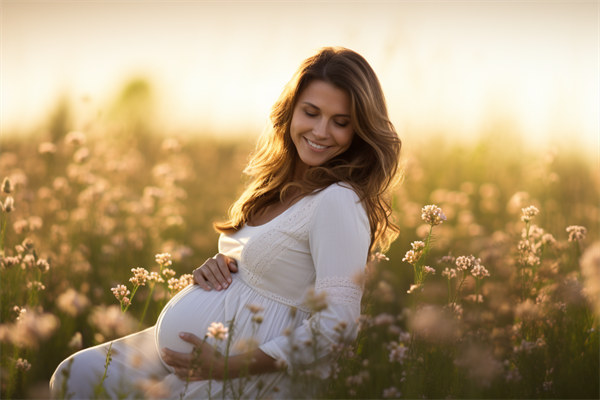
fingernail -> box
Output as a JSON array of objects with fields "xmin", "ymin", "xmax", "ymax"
[
  {"xmin": 179, "ymin": 332, "xmax": 186, "ymax": 338},
  {"xmin": 227, "ymin": 278, "xmax": 232, "ymax": 283}
]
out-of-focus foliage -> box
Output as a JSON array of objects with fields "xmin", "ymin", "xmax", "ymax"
[{"xmin": 0, "ymin": 90, "xmax": 598, "ymax": 398}]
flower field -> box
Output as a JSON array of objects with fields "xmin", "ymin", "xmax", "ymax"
[{"xmin": 1, "ymin": 108, "xmax": 598, "ymax": 398}]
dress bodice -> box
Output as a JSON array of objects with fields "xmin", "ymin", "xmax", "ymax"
[
  {"xmin": 218, "ymin": 195, "xmax": 318, "ymax": 311},
  {"xmin": 218, "ymin": 183, "xmax": 369, "ymax": 313}
]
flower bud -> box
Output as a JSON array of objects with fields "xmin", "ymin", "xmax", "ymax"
[
  {"xmin": 3, "ymin": 196, "xmax": 14, "ymax": 213},
  {"xmin": 1, "ymin": 177, "xmax": 13, "ymax": 194}
]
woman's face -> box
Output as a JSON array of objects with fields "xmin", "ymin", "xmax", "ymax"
[{"xmin": 290, "ymin": 80, "xmax": 354, "ymax": 173}]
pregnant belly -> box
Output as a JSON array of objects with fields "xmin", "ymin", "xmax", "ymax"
[{"xmin": 155, "ymin": 283, "xmax": 228, "ymax": 356}]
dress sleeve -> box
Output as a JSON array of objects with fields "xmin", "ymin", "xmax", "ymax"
[{"xmin": 259, "ymin": 184, "xmax": 370, "ymax": 372}]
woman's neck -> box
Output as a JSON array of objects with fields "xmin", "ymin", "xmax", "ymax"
[{"xmin": 292, "ymin": 160, "xmax": 309, "ymax": 182}]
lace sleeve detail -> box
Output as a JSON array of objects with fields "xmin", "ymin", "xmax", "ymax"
[{"xmin": 315, "ymin": 276, "xmax": 363, "ymax": 306}]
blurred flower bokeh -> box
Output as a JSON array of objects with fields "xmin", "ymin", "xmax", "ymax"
[{"xmin": 0, "ymin": 81, "xmax": 598, "ymax": 398}]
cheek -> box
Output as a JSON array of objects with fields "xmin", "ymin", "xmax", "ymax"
[
  {"xmin": 337, "ymin": 129, "xmax": 355, "ymax": 149},
  {"xmin": 290, "ymin": 115, "xmax": 305, "ymax": 137}
]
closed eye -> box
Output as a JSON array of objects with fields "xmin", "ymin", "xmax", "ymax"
[
  {"xmin": 304, "ymin": 110, "xmax": 318, "ymax": 117},
  {"xmin": 334, "ymin": 120, "xmax": 349, "ymax": 127}
]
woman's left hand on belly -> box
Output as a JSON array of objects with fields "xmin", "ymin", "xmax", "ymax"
[{"xmin": 161, "ymin": 332, "xmax": 226, "ymax": 380}]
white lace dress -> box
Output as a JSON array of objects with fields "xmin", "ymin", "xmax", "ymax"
[{"xmin": 50, "ymin": 183, "xmax": 370, "ymax": 399}]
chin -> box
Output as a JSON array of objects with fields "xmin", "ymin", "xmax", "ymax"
[
  {"xmin": 298, "ymin": 150, "xmax": 334, "ymax": 167},
  {"xmin": 301, "ymin": 157, "xmax": 328, "ymax": 168}
]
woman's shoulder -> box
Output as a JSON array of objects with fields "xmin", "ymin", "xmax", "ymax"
[
  {"xmin": 307, "ymin": 183, "xmax": 365, "ymax": 217},
  {"xmin": 307, "ymin": 182, "xmax": 369, "ymax": 233},
  {"xmin": 315, "ymin": 182, "xmax": 361, "ymax": 202}
]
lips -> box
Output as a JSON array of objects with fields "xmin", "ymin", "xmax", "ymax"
[{"xmin": 305, "ymin": 137, "xmax": 329, "ymax": 151}]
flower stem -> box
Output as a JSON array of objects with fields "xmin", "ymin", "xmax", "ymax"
[
  {"xmin": 94, "ymin": 341, "xmax": 113, "ymax": 398},
  {"xmin": 4, "ymin": 346, "xmax": 20, "ymax": 399},
  {"xmin": 0, "ymin": 214, "xmax": 7, "ymax": 252},
  {"xmin": 138, "ymin": 283, "xmax": 155, "ymax": 329},
  {"xmin": 414, "ymin": 225, "xmax": 434, "ymax": 286}
]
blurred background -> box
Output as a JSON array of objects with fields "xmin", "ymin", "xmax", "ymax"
[
  {"xmin": 2, "ymin": 0, "xmax": 598, "ymax": 156},
  {"xmin": 1, "ymin": 2, "xmax": 599, "ymax": 398}
]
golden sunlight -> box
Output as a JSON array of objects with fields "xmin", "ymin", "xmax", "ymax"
[{"xmin": 1, "ymin": 1, "xmax": 598, "ymax": 152}]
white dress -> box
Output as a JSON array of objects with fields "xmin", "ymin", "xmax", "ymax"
[{"xmin": 50, "ymin": 183, "xmax": 370, "ymax": 399}]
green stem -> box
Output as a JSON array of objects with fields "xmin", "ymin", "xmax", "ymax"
[
  {"xmin": 138, "ymin": 283, "xmax": 155, "ymax": 329},
  {"xmin": 27, "ymin": 265, "xmax": 42, "ymax": 308},
  {"xmin": 413, "ymin": 225, "xmax": 434, "ymax": 286},
  {"xmin": 222, "ymin": 317, "xmax": 236, "ymax": 400},
  {"xmin": 413, "ymin": 264, "xmax": 420, "ymax": 286},
  {"xmin": 58, "ymin": 358, "xmax": 75, "ymax": 400},
  {"xmin": 4, "ymin": 346, "xmax": 20, "ymax": 399},
  {"xmin": 122, "ymin": 285, "xmax": 139, "ymax": 313},
  {"xmin": 0, "ymin": 214, "xmax": 7, "ymax": 252},
  {"xmin": 521, "ymin": 221, "xmax": 530, "ymax": 300},
  {"xmin": 455, "ymin": 272, "xmax": 467, "ymax": 304},
  {"xmin": 100, "ymin": 342, "xmax": 113, "ymax": 383},
  {"xmin": 520, "ymin": 267, "xmax": 527, "ymax": 301},
  {"xmin": 94, "ymin": 341, "xmax": 113, "ymax": 398}
]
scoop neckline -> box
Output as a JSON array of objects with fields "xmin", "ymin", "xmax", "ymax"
[{"xmin": 244, "ymin": 194, "xmax": 309, "ymax": 229}]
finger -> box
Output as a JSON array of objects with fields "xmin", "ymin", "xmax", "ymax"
[
  {"xmin": 161, "ymin": 348, "xmax": 192, "ymax": 369},
  {"xmin": 227, "ymin": 257, "xmax": 238, "ymax": 273},
  {"xmin": 201, "ymin": 262, "xmax": 225, "ymax": 291},
  {"xmin": 214, "ymin": 254, "xmax": 233, "ymax": 284},
  {"xmin": 173, "ymin": 367, "xmax": 187, "ymax": 379},
  {"xmin": 196, "ymin": 258, "xmax": 225, "ymax": 290},
  {"xmin": 193, "ymin": 267, "xmax": 211, "ymax": 291},
  {"xmin": 174, "ymin": 367, "xmax": 199, "ymax": 381},
  {"xmin": 178, "ymin": 332, "xmax": 203, "ymax": 346},
  {"xmin": 218, "ymin": 254, "xmax": 238, "ymax": 274}
]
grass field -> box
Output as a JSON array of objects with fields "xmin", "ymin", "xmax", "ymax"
[{"xmin": 1, "ymin": 102, "xmax": 598, "ymax": 398}]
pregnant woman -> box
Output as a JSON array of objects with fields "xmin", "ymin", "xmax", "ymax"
[{"xmin": 50, "ymin": 46, "xmax": 401, "ymax": 399}]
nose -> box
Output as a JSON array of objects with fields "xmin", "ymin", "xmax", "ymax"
[{"xmin": 312, "ymin": 117, "xmax": 328, "ymax": 139}]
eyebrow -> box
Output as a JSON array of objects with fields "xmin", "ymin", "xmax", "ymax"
[{"xmin": 302, "ymin": 101, "xmax": 350, "ymax": 118}]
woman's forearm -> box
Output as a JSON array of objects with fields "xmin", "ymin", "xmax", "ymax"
[{"xmin": 220, "ymin": 348, "xmax": 279, "ymax": 380}]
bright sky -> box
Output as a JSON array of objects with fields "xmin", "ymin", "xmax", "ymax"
[{"xmin": 1, "ymin": 0, "xmax": 598, "ymax": 153}]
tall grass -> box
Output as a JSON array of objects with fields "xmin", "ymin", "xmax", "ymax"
[{"xmin": 0, "ymin": 96, "xmax": 598, "ymax": 398}]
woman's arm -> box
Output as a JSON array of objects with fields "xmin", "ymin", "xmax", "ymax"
[{"xmin": 259, "ymin": 184, "xmax": 370, "ymax": 371}]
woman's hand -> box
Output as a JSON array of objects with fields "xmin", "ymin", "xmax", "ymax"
[
  {"xmin": 161, "ymin": 332, "xmax": 225, "ymax": 381},
  {"xmin": 161, "ymin": 332, "xmax": 279, "ymax": 381},
  {"xmin": 193, "ymin": 254, "xmax": 238, "ymax": 291}
]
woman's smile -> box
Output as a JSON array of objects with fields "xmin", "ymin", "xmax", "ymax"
[{"xmin": 304, "ymin": 137, "xmax": 330, "ymax": 152}]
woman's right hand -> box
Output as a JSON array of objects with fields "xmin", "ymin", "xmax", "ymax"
[{"xmin": 193, "ymin": 254, "xmax": 238, "ymax": 291}]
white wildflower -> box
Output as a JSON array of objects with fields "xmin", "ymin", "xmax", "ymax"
[
  {"xmin": 520, "ymin": 205, "xmax": 539, "ymax": 223},
  {"xmin": 421, "ymin": 204, "xmax": 446, "ymax": 226},
  {"xmin": 566, "ymin": 225, "xmax": 587, "ymax": 242},
  {"xmin": 206, "ymin": 322, "xmax": 228, "ymax": 341}
]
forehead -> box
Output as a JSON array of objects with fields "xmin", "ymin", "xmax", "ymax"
[{"xmin": 297, "ymin": 80, "xmax": 351, "ymax": 115}]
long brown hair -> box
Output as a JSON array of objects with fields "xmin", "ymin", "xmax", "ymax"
[{"xmin": 215, "ymin": 47, "xmax": 401, "ymax": 252}]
